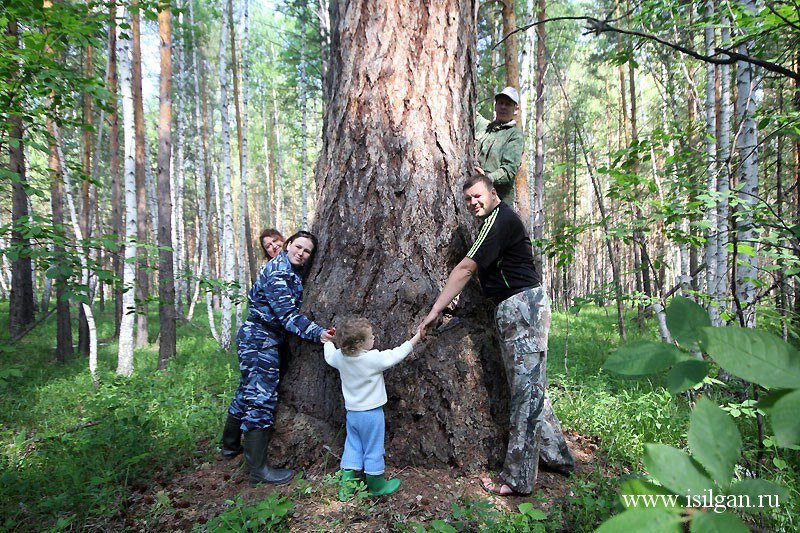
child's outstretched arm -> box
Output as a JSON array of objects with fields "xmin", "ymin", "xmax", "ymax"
[{"xmin": 408, "ymin": 329, "xmax": 422, "ymax": 347}]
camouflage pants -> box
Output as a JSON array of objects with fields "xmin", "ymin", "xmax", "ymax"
[
  {"xmin": 495, "ymin": 286, "xmax": 574, "ymax": 494},
  {"xmin": 227, "ymin": 322, "xmax": 283, "ymax": 432}
]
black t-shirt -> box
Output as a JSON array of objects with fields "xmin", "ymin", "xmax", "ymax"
[{"xmin": 465, "ymin": 201, "xmax": 540, "ymax": 303}]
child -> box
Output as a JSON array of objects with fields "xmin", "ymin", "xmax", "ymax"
[{"xmin": 323, "ymin": 316, "xmax": 421, "ymax": 500}]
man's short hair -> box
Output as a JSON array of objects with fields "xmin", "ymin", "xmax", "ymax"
[
  {"xmin": 463, "ymin": 173, "xmax": 494, "ymax": 192},
  {"xmin": 336, "ymin": 316, "xmax": 373, "ymax": 356}
]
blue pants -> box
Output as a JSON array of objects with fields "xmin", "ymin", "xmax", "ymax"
[
  {"xmin": 228, "ymin": 323, "xmax": 282, "ymax": 432},
  {"xmin": 341, "ymin": 407, "xmax": 385, "ymax": 475}
]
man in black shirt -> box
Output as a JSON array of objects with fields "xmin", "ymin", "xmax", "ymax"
[{"xmin": 418, "ymin": 174, "xmax": 574, "ymax": 496}]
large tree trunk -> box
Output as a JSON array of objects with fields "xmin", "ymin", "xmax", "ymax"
[
  {"xmin": 156, "ymin": 0, "xmax": 176, "ymax": 369},
  {"xmin": 279, "ymin": 0, "xmax": 509, "ymax": 471},
  {"xmin": 8, "ymin": 19, "xmax": 36, "ymax": 335}
]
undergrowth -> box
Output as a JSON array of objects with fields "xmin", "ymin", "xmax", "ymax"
[{"xmin": 1, "ymin": 303, "xmax": 797, "ymax": 531}]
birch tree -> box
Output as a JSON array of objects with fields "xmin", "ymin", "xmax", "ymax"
[
  {"xmin": 218, "ymin": 0, "xmax": 236, "ymax": 350},
  {"xmin": 733, "ymin": 0, "xmax": 762, "ymax": 328},
  {"xmin": 117, "ymin": 3, "xmax": 138, "ymax": 377}
]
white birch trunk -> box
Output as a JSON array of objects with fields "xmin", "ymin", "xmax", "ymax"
[
  {"xmin": 714, "ymin": 20, "xmax": 732, "ymax": 322},
  {"xmin": 172, "ymin": 11, "xmax": 186, "ymax": 317},
  {"xmin": 734, "ymin": 0, "xmax": 761, "ymax": 328},
  {"xmin": 52, "ymin": 116, "xmax": 99, "ymax": 384},
  {"xmin": 117, "ymin": 4, "xmax": 138, "ymax": 377},
  {"xmin": 218, "ymin": 0, "xmax": 236, "ymax": 349},
  {"xmin": 271, "ymin": 81, "xmax": 284, "ymax": 231},
  {"xmin": 187, "ymin": 0, "xmax": 217, "ymax": 339},
  {"xmin": 237, "ymin": 0, "xmax": 252, "ymax": 325},
  {"xmin": 703, "ymin": 0, "xmax": 719, "ymax": 323}
]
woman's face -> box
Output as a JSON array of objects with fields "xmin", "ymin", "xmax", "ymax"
[
  {"xmin": 262, "ymin": 236, "xmax": 284, "ymax": 259},
  {"xmin": 286, "ymin": 236, "xmax": 314, "ymax": 267}
]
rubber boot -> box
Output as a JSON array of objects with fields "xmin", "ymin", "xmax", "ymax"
[
  {"xmin": 242, "ymin": 428, "xmax": 294, "ymax": 486},
  {"xmin": 365, "ymin": 474, "xmax": 401, "ymax": 497},
  {"xmin": 220, "ymin": 413, "xmax": 243, "ymax": 459},
  {"xmin": 338, "ymin": 469, "xmax": 361, "ymax": 502}
]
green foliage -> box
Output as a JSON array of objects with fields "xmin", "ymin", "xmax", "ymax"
[
  {"xmin": 601, "ymin": 298, "xmax": 800, "ymax": 530},
  {"xmin": 402, "ymin": 495, "xmax": 548, "ymax": 532},
  {"xmin": 204, "ymin": 493, "xmax": 293, "ymax": 532},
  {"xmin": 0, "ymin": 304, "xmax": 237, "ymax": 530}
]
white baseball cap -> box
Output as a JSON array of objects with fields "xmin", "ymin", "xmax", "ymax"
[{"xmin": 495, "ymin": 86, "xmax": 520, "ymax": 104}]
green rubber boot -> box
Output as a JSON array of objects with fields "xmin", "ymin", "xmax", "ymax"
[
  {"xmin": 366, "ymin": 474, "xmax": 401, "ymax": 497},
  {"xmin": 338, "ymin": 469, "xmax": 361, "ymax": 502}
]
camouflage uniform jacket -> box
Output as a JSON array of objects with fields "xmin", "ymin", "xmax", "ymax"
[
  {"xmin": 475, "ymin": 113, "xmax": 524, "ymax": 205},
  {"xmin": 244, "ymin": 250, "xmax": 324, "ymax": 344}
]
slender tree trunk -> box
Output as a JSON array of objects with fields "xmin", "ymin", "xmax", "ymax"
[
  {"xmin": 172, "ymin": 7, "xmax": 186, "ymax": 318},
  {"xmin": 280, "ymin": 0, "xmax": 521, "ymax": 471},
  {"xmin": 132, "ymin": 0, "xmax": 150, "ymax": 347},
  {"xmin": 77, "ymin": 36, "xmax": 94, "ymax": 356},
  {"xmin": 44, "ymin": 0, "xmax": 73, "ymax": 362},
  {"xmin": 733, "ymin": 0, "xmax": 761, "ymax": 329},
  {"xmin": 107, "ymin": 0, "xmax": 123, "ymax": 337},
  {"xmin": 8, "ymin": 19, "xmax": 36, "ymax": 335},
  {"xmin": 317, "ymin": 0, "xmax": 331, "ymax": 109},
  {"xmin": 501, "ymin": 0, "xmax": 529, "ymax": 224},
  {"xmin": 531, "ymin": 0, "xmax": 546, "ymax": 277},
  {"xmin": 117, "ymin": 3, "xmax": 138, "ymax": 377},
  {"xmin": 156, "ymin": 0, "xmax": 176, "ymax": 369},
  {"xmin": 299, "ymin": 23, "xmax": 309, "ymax": 228},
  {"xmin": 218, "ymin": 0, "xmax": 236, "ymax": 350},
  {"xmin": 241, "ymin": 0, "xmax": 256, "ymax": 282},
  {"xmin": 714, "ymin": 20, "xmax": 732, "ymax": 323},
  {"xmin": 52, "ymin": 122, "xmax": 99, "ymax": 384},
  {"xmin": 704, "ymin": 0, "xmax": 721, "ymax": 324}
]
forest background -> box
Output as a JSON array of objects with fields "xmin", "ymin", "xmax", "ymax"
[{"xmin": 1, "ymin": 0, "xmax": 799, "ymax": 530}]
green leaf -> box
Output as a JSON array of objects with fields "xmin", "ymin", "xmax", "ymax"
[
  {"xmin": 765, "ymin": 389, "xmax": 800, "ymax": 447},
  {"xmin": 666, "ymin": 359, "xmax": 709, "ymax": 393},
  {"xmin": 596, "ymin": 509, "xmax": 682, "ymax": 533},
  {"xmin": 644, "ymin": 444, "xmax": 715, "ymax": 496},
  {"xmin": 619, "ymin": 479, "xmax": 681, "ymax": 510},
  {"xmin": 727, "ymin": 478, "xmax": 788, "ymax": 514},
  {"xmin": 688, "ymin": 398, "xmax": 741, "ymax": 489},
  {"xmin": 700, "ymin": 327, "xmax": 800, "ymax": 388},
  {"xmin": 666, "ymin": 297, "xmax": 711, "ymax": 347},
  {"xmin": 604, "ymin": 340, "xmax": 688, "ymax": 376},
  {"xmin": 690, "ymin": 511, "xmax": 749, "ymax": 533}
]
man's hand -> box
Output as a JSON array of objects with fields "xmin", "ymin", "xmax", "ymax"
[
  {"xmin": 417, "ymin": 311, "xmax": 441, "ymax": 339},
  {"xmin": 320, "ymin": 329, "xmax": 335, "ymax": 343},
  {"xmin": 474, "ymin": 165, "xmax": 486, "ymax": 176}
]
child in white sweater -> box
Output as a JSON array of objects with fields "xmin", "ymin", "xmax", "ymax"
[{"xmin": 323, "ymin": 316, "xmax": 421, "ymax": 500}]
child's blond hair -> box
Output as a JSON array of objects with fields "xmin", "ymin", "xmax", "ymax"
[{"xmin": 336, "ymin": 316, "xmax": 373, "ymax": 356}]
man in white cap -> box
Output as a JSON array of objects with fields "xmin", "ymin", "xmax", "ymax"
[{"xmin": 475, "ymin": 86, "xmax": 524, "ymax": 205}]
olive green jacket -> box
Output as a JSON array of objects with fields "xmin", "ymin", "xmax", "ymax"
[{"xmin": 475, "ymin": 113, "xmax": 524, "ymax": 205}]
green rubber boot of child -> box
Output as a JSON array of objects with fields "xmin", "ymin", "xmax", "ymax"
[
  {"xmin": 338, "ymin": 470, "xmax": 361, "ymax": 502},
  {"xmin": 366, "ymin": 474, "xmax": 401, "ymax": 496}
]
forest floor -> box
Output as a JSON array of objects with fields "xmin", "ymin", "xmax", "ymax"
[{"xmin": 122, "ymin": 430, "xmax": 611, "ymax": 531}]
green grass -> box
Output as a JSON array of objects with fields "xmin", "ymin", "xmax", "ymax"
[
  {"xmin": 0, "ymin": 303, "xmax": 239, "ymax": 530},
  {"xmin": 1, "ymin": 302, "xmax": 797, "ymax": 531}
]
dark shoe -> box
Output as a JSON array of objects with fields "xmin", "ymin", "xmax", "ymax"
[
  {"xmin": 338, "ymin": 469, "xmax": 362, "ymax": 502},
  {"xmin": 365, "ymin": 473, "xmax": 401, "ymax": 496},
  {"xmin": 220, "ymin": 413, "xmax": 243, "ymax": 459},
  {"xmin": 242, "ymin": 429, "xmax": 294, "ymax": 486}
]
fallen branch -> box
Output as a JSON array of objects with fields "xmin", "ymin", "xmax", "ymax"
[{"xmin": 9, "ymin": 307, "xmax": 56, "ymax": 345}]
